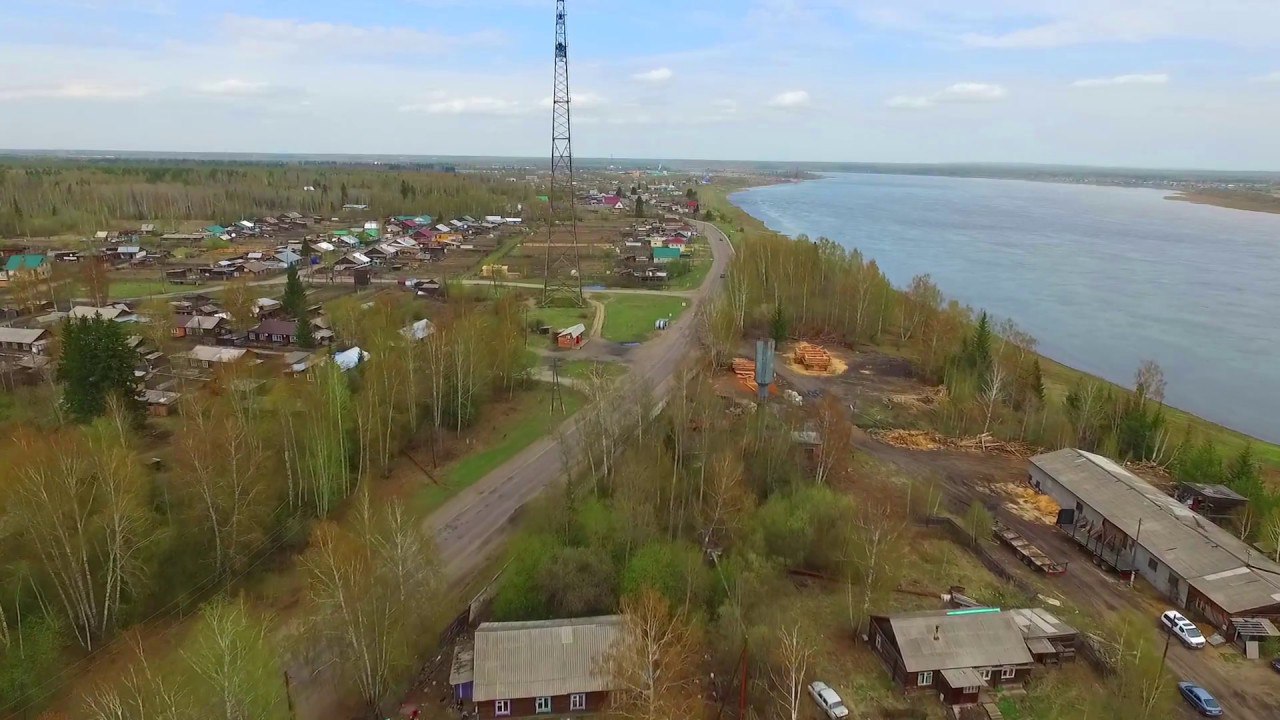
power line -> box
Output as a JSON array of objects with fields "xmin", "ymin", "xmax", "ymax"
[{"xmin": 540, "ymin": 0, "xmax": 584, "ymax": 308}]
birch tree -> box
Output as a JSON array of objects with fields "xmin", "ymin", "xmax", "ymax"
[
  {"xmin": 303, "ymin": 500, "xmax": 440, "ymax": 716},
  {"xmin": 606, "ymin": 589, "xmax": 702, "ymax": 720},
  {"xmin": 768, "ymin": 624, "xmax": 812, "ymax": 720},
  {"xmin": 182, "ymin": 599, "xmax": 289, "ymax": 720},
  {"xmin": 843, "ymin": 503, "xmax": 906, "ymax": 638}
]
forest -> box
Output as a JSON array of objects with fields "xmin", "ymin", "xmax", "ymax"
[
  {"xmin": 0, "ymin": 291, "xmax": 532, "ymax": 717},
  {"xmin": 0, "ymin": 161, "xmax": 541, "ymax": 237}
]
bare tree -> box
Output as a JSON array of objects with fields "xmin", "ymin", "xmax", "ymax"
[
  {"xmin": 843, "ymin": 504, "xmax": 906, "ymax": 638},
  {"xmin": 812, "ymin": 396, "xmax": 853, "ymax": 485},
  {"xmin": 1133, "ymin": 359, "xmax": 1167, "ymax": 405},
  {"xmin": 979, "ymin": 362, "xmax": 1008, "ymax": 439},
  {"xmin": 606, "ymin": 589, "xmax": 702, "ymax": 720},
  {"xmin": 768, "ymin": 624, "xmax": 812, "ymax": 720},
  {"xmin": 182, "ymin": 599, "xmax": 289, "ymax": 720}
]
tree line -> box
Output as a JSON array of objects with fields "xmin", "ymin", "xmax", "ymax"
[
  {"xmin": 0, "ymin": 161, "xmax": 540, "ymax": 237},
  {"xmin": 0, "ymin": 292, "xmax": 531, "ymax": 717}
]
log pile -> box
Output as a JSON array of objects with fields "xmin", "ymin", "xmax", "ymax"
[
  {"xmin": 792, "ymin": 342, "xmax": 832, "ymax": 371},
  {"xmin": 870, "ymin": 429, "xmax": 1038, "ymax": 457},
  {"xmin": 731, "ymin": 357, "xmax": 757, "ymax": 392}
]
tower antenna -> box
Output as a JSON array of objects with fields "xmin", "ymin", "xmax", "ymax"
[{"xmin": 541, "ymin": 0, "xmax": 584, "ymax": 307}]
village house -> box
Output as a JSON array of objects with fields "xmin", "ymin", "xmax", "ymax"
[
  {"xmin": 652, "ymin": 247, "xmax": 682, "ymax": 264},
  {"xmin": 139, "ymin": 389, "xmax": 181, "ymax": 417},
  {"xmin": 333, "ymin": 252, "xmax": 372, "ymax": 274},
  {"xmin": 869, "ymin": 608, "xmax": 1036, "ymax": 706},
  {"xmin": 0, "ymin": 327, "xmax": 50, "ymax": 355},
  {"xmin": 556, "ymin": 323, "xmax": 587, "ymax": 349},
  {"xmin": 1, "ymin": 254, "xmax": 51, "ymax": 285},
  {"xmin": 253, "ymin": 298, "xmax": 283, "ymax": 317},
  {"xmin": 1028, "ymin": 448, "xmax": 1280, "ymax": 632},
  {"xmin": 175, "ymin": 345, "xmax": 250, "ymax": 370},
  {"xmin": 172, "ymin": 314, "xmax": 226, "ymax": 339},
  {"xmin": 247, "ymin": 318, "xmax": 300, "ymax": 346},
  {"xmin": 69, "ymin": 305, "xmax": 140, "ymax": 323},
  {"xmin": 453, "ymin": 616, "xmax": 621, "ymax": 719}
]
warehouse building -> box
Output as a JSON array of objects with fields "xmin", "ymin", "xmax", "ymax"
[{"xmin": 1029, "ymin": 448, "xmax": 1280, "ymax": 630}]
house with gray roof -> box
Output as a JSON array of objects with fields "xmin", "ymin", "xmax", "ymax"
[
  {"xmin": 455, "ymin": 615, "xmax": 621, "ymax": 719},
  {"xmin": 1029, "ymin": 448, "xmax": 1280, "ymax": 631},
  {"xmin": 869, "ymin": 608, "xmax": 1037, "ymax": 706}
]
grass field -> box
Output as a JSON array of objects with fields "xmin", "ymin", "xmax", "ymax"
[
  {"xmin": 110, "ymin": 279, "xmax": 173, "ymax": 298},
  {"xmin": 528, "ymin": 301, "xmax": 596, "ymax": 333},
  {"xmin": 597, "ymin": 293, "xmax": 688, "ymax": 343},
  {"xmin": 412, "ymin": 383, "xmax": 585, "ymax": 514},
  {"xmin": 560, "ymin": 359, "xmax": 628, "ymax": 381},
  {"xmin": 665, "ymin": 241, "xmax": 713, "ymax": 291}
]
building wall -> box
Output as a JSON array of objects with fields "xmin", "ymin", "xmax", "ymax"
[
  {"xmin": 475, "ymin": 691, "xmax": 608, "ymax": 719},
  {"xmin": 1028, "ymin": 467, "xmax": 1189, "ymax": 607}
]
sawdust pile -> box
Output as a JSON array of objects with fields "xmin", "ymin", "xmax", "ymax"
[
  {"xmin": 870, "ymin": 429, "xmax": 1038, "ymax": 458},
  {"xmin": 1001, "ymin": 483, "xmax": 1062, "ymax": 524}
]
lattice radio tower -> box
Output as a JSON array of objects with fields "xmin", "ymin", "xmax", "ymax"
[{"xmin": 541, "ymin": 0, "xmax": 585, "ymax": 307}]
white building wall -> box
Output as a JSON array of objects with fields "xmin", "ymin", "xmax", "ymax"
[{"xmin": 1027, "ymin": 466, "xmax": 1189, "ymax": 606}]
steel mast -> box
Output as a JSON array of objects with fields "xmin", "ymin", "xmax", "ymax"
[{"xmin": 541, "ymin": 0, "xmax": 584, "ymax": 307}]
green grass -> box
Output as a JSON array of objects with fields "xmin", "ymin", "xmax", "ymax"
[
  {"xmin": 560, "ymin": 359, "xmax": 628, "ymax": 381},
  {"xmin": 527, "ymin": 301, "xmax": 596, "ymax": 333},
  {"xmin": 598, "ymin": 293, "xmax": 688, "ymax": 343},
  {"xmin": 412, "ymin": 384, "xmax": 586, "ymax": 514},
  {"xmin": 110, "ymin": 279, "xmax": 172, "ymax": 298},
  {"xmin": 664, "ymin": 243, "xmax": 713, "ymax": 291}
]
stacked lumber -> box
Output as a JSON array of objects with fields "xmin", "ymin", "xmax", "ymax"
[
  {"xmin": 792, "ymin": 342, "xmax": 831, "ymax": 371},
  {"xmin": 731, "ymin": 358, "xmax": 757, "ymax": 392},
  {"xmin": 869, "ymin": 429, "xmax": 1038, "ymax": 457}
]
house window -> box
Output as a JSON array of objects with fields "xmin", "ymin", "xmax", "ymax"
[
  {"xmin": 535, "ymin": 696, "xmax": 552, "ymax": 713},
  {"xmin": 917, "ymin": 671, "xmax": 933, "ymax": 686},
  {"xmin": 1147, "ymin": 557, "xmax": 1158, "ymax": 572},
  {"xmin": 964, "ymin": 685, "xmax": 980, "ymax": 694},
  {"xmin": 979, "ymin": 668, "xmax": 991, "ymax": 681},
  {"xmin": 1000, "ymin": 667, "xmax": 1016, "ymax": 680},
  {"xmin": 495, "ymin": 700, "xmax": 511, "ymax": 716},
  {"xmin": 570, "ymin": 693, "xmax": 586, "ymax": 711}
]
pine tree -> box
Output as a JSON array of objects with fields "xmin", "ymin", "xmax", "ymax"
[
  {"xmin": 296, "ymin": 313, "xmax": 316, "ymax": 349},
  {"xmin": 56, "ymin": 316, "xmax": 142, "ymax": 422},
  {"xmin": 1227, "ymin": 444, "xmax": 1259, "ymax": 491},
  {"xmin": 770, "ymin": 303, "xmax": 789, "ymax": 344},
  {"xmin": 282, "ymin": 264, "xmax": 307, "ymax": 319}
]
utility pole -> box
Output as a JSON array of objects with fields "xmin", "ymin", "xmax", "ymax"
[
  {"xmin": 549, "ymin": 356, "xmax": 565, "ymax": 414},
  {"xmin": 540, "ymin": 0, "xmax": 584, "ymax": 308},
  {"xmin": 1129, "ymin": 517, "xmax": 1142, "ymax": 587}
]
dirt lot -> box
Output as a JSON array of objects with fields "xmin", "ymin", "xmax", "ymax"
[
  {"xmin": 501, "ymin": 217, "xmax": 627, "ymax": 284},
  {"xmin": 772, "ymin": 346, "xmax": 1280, "ymax": 720}
]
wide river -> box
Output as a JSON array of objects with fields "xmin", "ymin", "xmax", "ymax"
[{"xmin": 731, "ymin": 173, "xmax": 1280, "ymax": 443}]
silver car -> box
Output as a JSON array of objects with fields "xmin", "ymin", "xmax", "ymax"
[{"xmin": 808, "ymin": 681, "xmax": 850, "ymax": 719}]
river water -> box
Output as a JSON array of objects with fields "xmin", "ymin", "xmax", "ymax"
[{"xmin": 731, "ymin": 173, "xmax": 1280, "ymax": 442}]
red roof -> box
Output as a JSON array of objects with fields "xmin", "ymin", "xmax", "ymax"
[{"xmin": 602, "ymin": 195, "xmax": 623, "ymax": 207}]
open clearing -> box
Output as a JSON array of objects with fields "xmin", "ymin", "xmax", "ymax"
[{"xmin": 598, "ymin": 292, "xmax": 687, "ymax": 343}]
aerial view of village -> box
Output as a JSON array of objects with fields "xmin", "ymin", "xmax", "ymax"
[{"xmin": 3, "ymin": 2, "xmax": 1280, "ymax": 720}]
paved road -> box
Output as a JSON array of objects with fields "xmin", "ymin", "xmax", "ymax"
[{"xmin": 430, "ymin": 220, "xmax": 732, "ymax": 578}]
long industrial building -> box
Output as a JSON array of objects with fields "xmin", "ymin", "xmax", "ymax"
[{"xmin": 1029, "ymin": 448, "xmax": 1280, "ymax": 630}]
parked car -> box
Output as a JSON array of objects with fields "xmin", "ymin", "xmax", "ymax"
[
  {"xmin": 1178, "ymin": 682, "xmax": 1223, "ymax": 717},
  {"xmin": 1161, "ymin": 610, "xmax": 1206, "ymax": 648},
  {"xmin": 807, "ymin": 681, "xmax": 850, "ymax": 720}
]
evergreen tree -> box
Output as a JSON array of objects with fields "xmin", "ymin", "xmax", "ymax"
[
  {"xmin": 634, "ymin": 196, "xmax": 646, "ymax": 217},
  {"xmin": 296, "ymin": 313, "xmax": 317, "ymax": 349},
  {"xmin": 685, "ymin": 188, "xmax": 697, "ymax": 200},
  {"xmin": 1227, "ymin": 444, "xmax": 1260, "ymax": 491},
  {"xmin": 1173, "ymin": 436, "xmax": 1224, "ymax": 484},
  {"xmin": 769, "ymin": 303, "xmax": 789, "ymax": 344},
  {"xmin": 281, "ymin": 263, "xmax": 307, "ymax": 319},
  {"xmin": 56, "ymin": 316, "xmax": 142, "ymax": 422}
]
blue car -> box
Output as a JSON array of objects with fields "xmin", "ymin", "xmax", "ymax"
[{"xmin": 1178, "ymin": 682, "xmax": 1223, "ymax": 717}]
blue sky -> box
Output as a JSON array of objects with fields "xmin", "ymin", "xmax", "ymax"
[{"xmin": 1, "ymin": 0, "xmax": 1278, "ymax": 168}]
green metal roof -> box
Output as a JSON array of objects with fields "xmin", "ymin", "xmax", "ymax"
[
  {"xmin": 205, "ymin": 225, "xmax": 226, "ymax": 234},
  {"xmin": 653, "ymin": 247, "xmax": 682, "ymax": 259},
  {"xmin": 333, "ymin": 229, "xmax": 350, "ymax": 236},
  {"xmin": 5, "ymin": 254, "xmax": 46, "ymax": 272},
  {"xmin": 363, "ymin": 228, "xmax": 380, "ymax": 238}
]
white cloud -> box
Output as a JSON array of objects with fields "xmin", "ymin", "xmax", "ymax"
[
  {"xmin": 885, "ymin": 95, "xmax": 934, "ymax": 110},
  {"xmin": 632, "ymin": 67, "xmax": 674, "ymax": 84},
  {"xmin": 936, "ymin": 82, "xmax": 1007, "ymax": 102},
  {"xmin": 220, "ymin": 14, "xmax": 504, "ymax": 56},
  {"xmin": 402, "ymin": 96, "xmax": 524, "ymax": 116},
  {"xmin": 1253, "ymin": 71, "xmax": 1280, "ymax": 83},
  {"xmin": 885, "ymin": 82, "xmax": 1007, "ymax": 110},
  {"xmin": 767, "ymin": 90, "xmax": 811, "ymax": 108},
  {"xmin": 0, "ymin": 83, "xmax": 149, "ymax": 101},
  {"xmin": 195, "ymin": 78, "xmax": 271, "ymax": 96},
  {"xmin": 539, "ymin": 92, "xmax": 607, "ymax": 109},
  {"xmin": 1071, "ymin": 73, "xmax": 1169, "ymax": 87}
]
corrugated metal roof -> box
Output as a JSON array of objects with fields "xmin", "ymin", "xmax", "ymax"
[
  {"xmin": 1032, "ymin": 449, "xmax": 1280, "ymax": 614},
  {"xmin": 886, "ymin": 610, "xmax": 1032, "ymax": 673},
  {"xmin": 1007, "ymin": 608, "xmax": 1077, "ymax": 640},
  {"xmin": 471, "ymin": 615, "xmax": 621, "ymax": 702},
  {"xmin": 940, "ymin": 668, "xmax": 985, "ymax": 689},
  {"xmin": 0, "ymin": 327, "xmax": 48, "ymax": 345}
]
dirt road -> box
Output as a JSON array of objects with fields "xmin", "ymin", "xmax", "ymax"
[
  {"xmin": 775, "ymin": 361, "xmax": 1280, "ymax": 720},
  {"xmin": 289, "ymin": 222, "xmax": 733, "ymax": 717}
]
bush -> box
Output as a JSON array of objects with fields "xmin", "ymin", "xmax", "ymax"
[
  {"xmin": 621, "ymin": 541, "xmax": 712, "ymax": 610},
  {"xmin": 537, "ymin": 546, "xmax": 618, "ymax": 617},
  {"xmin": 492, "ymin": 534, "xmax": 561, "ymax": 621}
]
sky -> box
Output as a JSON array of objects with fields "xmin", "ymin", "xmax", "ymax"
[{"xmin": 1, "ymin": 0, "xmax": 1278, "ymax": 169}]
